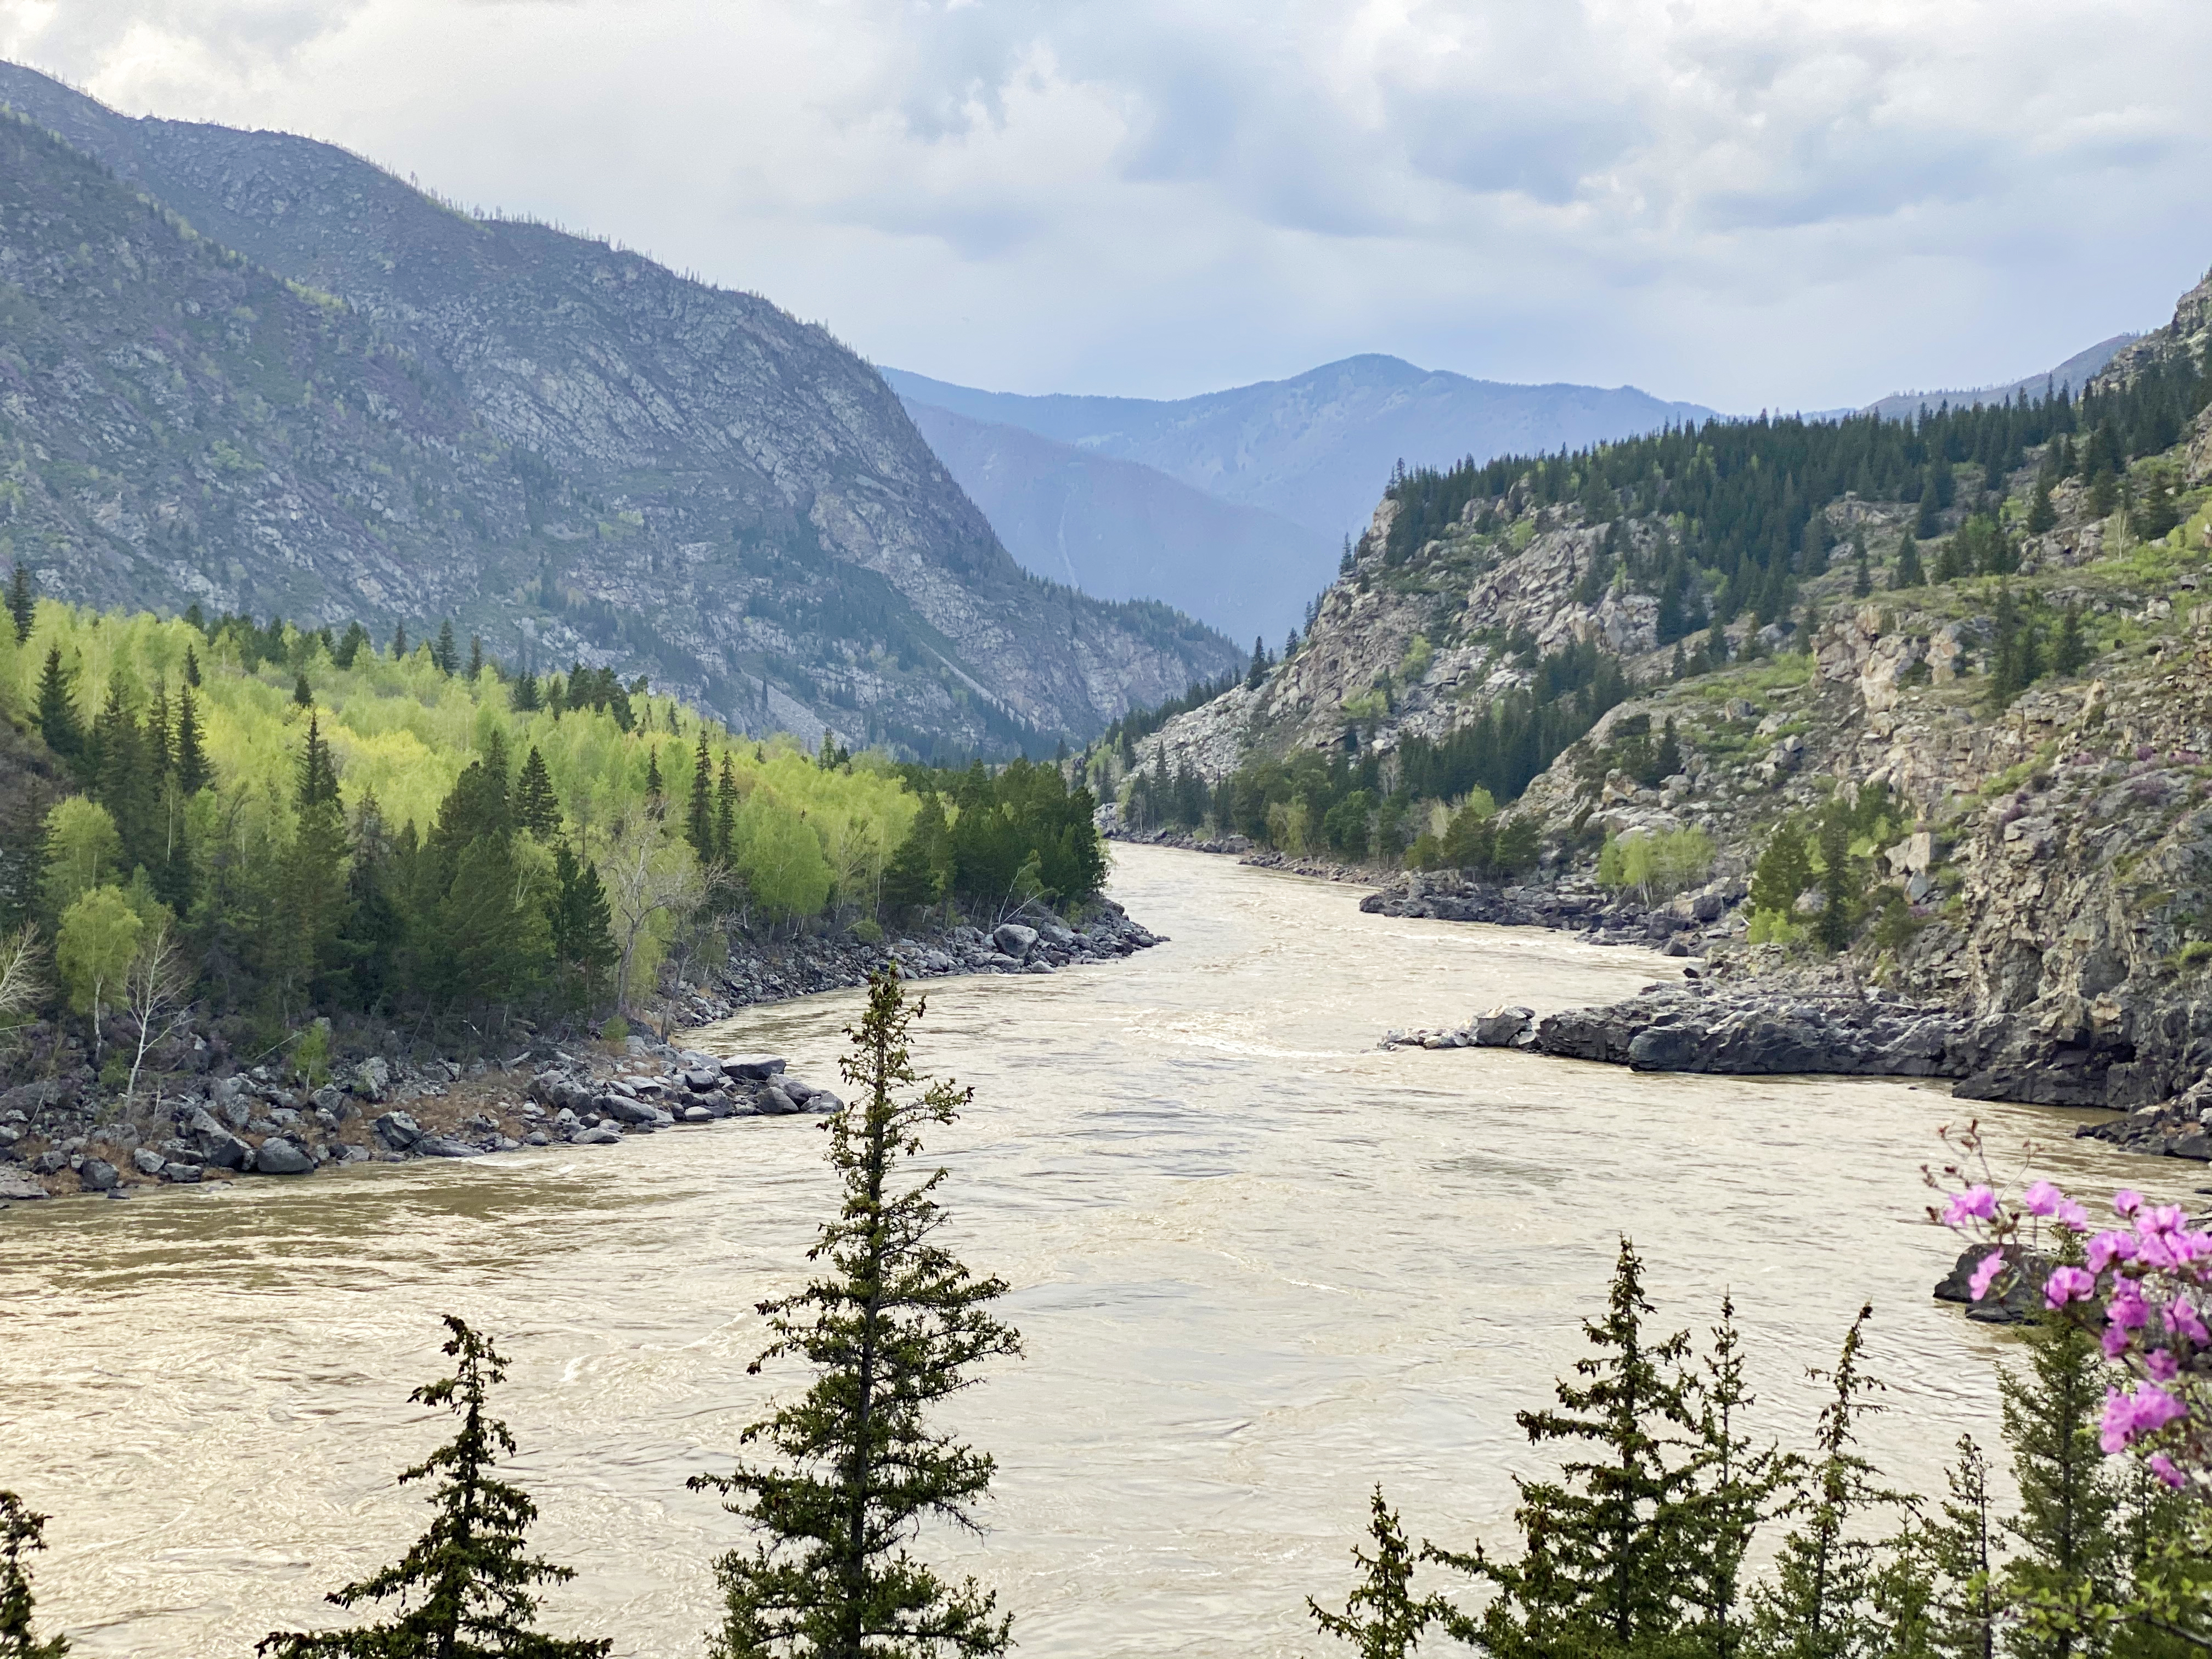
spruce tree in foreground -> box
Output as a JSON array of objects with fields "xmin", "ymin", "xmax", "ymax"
[
  {"xmin": 0, "ymin": 1491, "xmax": 68, "ymax": 1658},
  {"xmin": 258, "ymin": 1316, "xmax": 608, "ymax": 1659},
  {"xmin": 1428, "ymin": 1238, "xmax": 1705, "ymax": 1657},
  {"xmin": 689, "ymin": 970, "xmax": 1022, "ymax": 1659},
  {"xmin": 1309, "ymin": 1488, "xmax": 1432, "ymax": 1658},
  {"xmin": 1998, "ymin": 1302, "xmax": 2120, "ymax": 1659}
]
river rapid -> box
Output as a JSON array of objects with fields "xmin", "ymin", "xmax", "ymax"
[{"xmin": 2, "ymin": 843, "xmax": 2179, "ymax": 1656}]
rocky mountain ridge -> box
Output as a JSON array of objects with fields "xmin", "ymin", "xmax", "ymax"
[
  {"xmin": 1118, "ymin": 266, "xmax": 2212, "ymax": 1150},
  {"xmin": 0, "ymin": 63, "xmax": 1239, "ymax": 752}
]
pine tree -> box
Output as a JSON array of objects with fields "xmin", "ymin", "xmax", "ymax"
[
  {"xmin": 90, "ymin": 673, "xmax": 158, "ymax": 876},
  {"xmin": 0, "ymin": 1491, "xmax": 67, "ymax": 1658},
  {"xmin": 173, "ymin": 686, "xmax": 211, "ymax": 797},
  {"xmin": 1815, "ymin": 806, "xmax": 1855, "ymax": 953},
  {"xmin": 435, "ymin": 619, "xmax": 458, "ymax": 676},
  {"xmin": 1683, "ymin": 1294, "xmax": 1782, "ymax": 1659},
  {"xmin": 467, "ymin": 635, "xmax": 484, "ymax": 680},
  {"xmin": 2131, "ymin": 472, "xmax": 2179, "ymax": 543},
  {"xmin": 1750, "ymin": 1305, "xmax": 1909, "ymax": 1659},
  {"xmin": 2027, "ymin": 482, "xmax": 2058, "ymax": 535},
  {"xmin": 1853, "ymin": 531, "xmax": 1872, "ymax": 599},
  {"xmin": 546, "ymin": 841, "xmax": 616, "ymax": 1013},
  {"xmin": 1895, "ymin": 534, "xmax": 1927, "ymax": 591},
  {"xmin": 1429, "ymin": 1238, "xmax": 1704, "ymax": 1656},
  {"xmin": 1309, "ymin": 1488, "xmax": 1432, "ymax": 1658},
  {"xmin": 1999, "ymin": 1304, "xmax": 2122, "ymax": 1659},
  {"xmin": 182, "ymin": 644, "xmax": 202, "ymax": 687},
  {"xmin": 294, "ymin": 672, "xmax": 314, "ymax": 708},
  {"xmin": 391, "ymin": 622, "xmax": 409, "ymax": 660},
  {"xmin": 644, "ymin": 747, "xmax": 663, "ymax": 809},
  {"xmin": 515, "ymin": 748, "xmax": 560, "ymax": 838},
  {"xmin": 511, "ymin": 672, "xmax": 540, "ymax": 713},
  {"xmin": 689, "ymin": 972, "xmax": 1022, "ymax": 1659},
  {"xmin": 33, "ymin": 647, "xmax": 82, "ymax": 776},
  {"xmin": 2112, "ymin": 1461, "xmax": 2211, "ymax": 1654},
  {"xmin": 258, "ymin": 1317, "xmax": 610, "ymax": 1659},
  {"xmin": 2053, "ymin": 605, "xmax": 2090, "ymax": 676},
  {"xmin": 882, "ymin": 795, "xmax": 951, "ymax": 913},
  {"xmin": 5, "ymin": 566, "xmax": 31, "ymax": 646},
  {"xmin": 1248, "ymin": 635, "xmax": 1269, "ymax": 690},
  {"xmin": 1921, "ymin": 1436, "xmax": 1998, "ymax": 1659},
  {"xmin": 686, "ymin": 732, "xmax": 715, "ymax": 864},
  {"xmin": 1750, "ymin": 822, "xmax": 1812, "ymax": 921},
  {"xmin": 334, "ymin": 622, "xmax": 369, "ymax": 669},
  {"xmin": 715, "ymin": 756, "xmax": 740, "ymax": 868},
  {"xmin": 278, "ymin": 714, "xmax": 352, "ymax": 1009}
]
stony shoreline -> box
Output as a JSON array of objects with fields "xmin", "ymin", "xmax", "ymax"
[{"xmin": 0, "ymin": 902, "xmax": 1165, "ymax": 1206}]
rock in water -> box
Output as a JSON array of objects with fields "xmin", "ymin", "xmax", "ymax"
[
  {"xmin": 993, "ymin": 922, "xmax": 1040, "ymax": 959},
  {"xmin": 251, "ymin": 1139, "xmax": 315, "ymax": 1176},
  {"xmin": 189, "ymin": 1108, "xmax": 252, "ymax": 1170},
  {"xmin": 413, "ymin": 1135, "xmax": 480, "ymax": 1159},
  {"xmin": 758, "ymin": 1085, "xmax": 803, "ymax": 1116},
  {"xmin": 0, "ymin": 1167, "xmax": 49, "ymax": 1200},
  {"xmin": 720, "ymin": 1054, "xmax": 787, "ymax": 1082},
  {"xmin": 572, "ymin": 1126, "xmax": 624, "ymax": 1146}
]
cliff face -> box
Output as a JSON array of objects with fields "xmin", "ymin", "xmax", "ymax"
[
  {"xmin": 0, "ymin": 65, "xmax": 1238, "ymax": 749},
  {"xmin": 1122, "ymin": 269, "xmax": 2212, "ymax": 1124}
]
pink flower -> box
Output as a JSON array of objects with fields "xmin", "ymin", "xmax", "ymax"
[
  {"xmin": 1970, "ymin": 1251, "xmax": 2008, "ymax": 1301},
  {"xmin": 2111, "ymin": 1281, "xmax": 2151, "ymax": 1331},
  {"xmin": 2045, "ymin": 1265, "xmax": 2096, "ymax": 1308},
  {"xmin": 2151, "ymin": 1454, "xmax": 2187, "ymax": 1491},
  {"xmin": 2168, "ymin": 1298, "xmax": 2210, "ymax": 1348},
  {"xmin": 2100, "ymin": 1384, "xmax": 2187, "ymax": 1454},
  {"xmin": 2024, "ymin": 1180, "xmax": 2066, "ymax": 1217},
  {"xmin": 2104, "ymin": 1324, "xmax": 2131, "ymax": 1359},
  {"xmin": 2148, "ymin": 1348, "xmax": 2181, "ymax": 1383},
  {"xmin": 2116, "ymin": 1189, "xmax": 2145, "ymax": 1217},
  {"xmin": 1945, "ymin": 1186, "xmax": 2000, "ymax": 1228},
  {"xmin": 2088, "ymin": 1230, "xmax": 2137, "ymax": 1273}
]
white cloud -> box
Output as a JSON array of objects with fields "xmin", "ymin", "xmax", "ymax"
[{"xmin": 2, "ymin": 0, "xmax": 2208, "ymax": 411}]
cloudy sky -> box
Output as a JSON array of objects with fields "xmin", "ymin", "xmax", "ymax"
[{"xmin": 2, "ymin": 0, "xmax": 2208, "ymax": 412}]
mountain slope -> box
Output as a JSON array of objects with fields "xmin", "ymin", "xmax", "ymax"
[
  {"xmin": 1864, "ymin": 332, "xmax": 2138, "ymax": 421},
  {"xmin": 899, "ymin": 399, "xmax": 1335, "ymax": 644},
  {"xmin": 883, "ymin": 358, "xmax": 1718, "ymax": 541},
  {"xmin": 0, "ymin": 63, "xmax": 1238, "ymax": 751}
]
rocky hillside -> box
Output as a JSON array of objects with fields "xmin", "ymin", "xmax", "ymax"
[
  {"xmin": 1116, "ymin": 265, "xmax": 2212, "ymax": 1141},
  {"xmin": 0, "ymin": 65, "xmax": 1238, "ymax": 752}
]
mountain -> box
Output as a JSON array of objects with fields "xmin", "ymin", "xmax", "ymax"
[
  {"xmin": 1096, "ymin": 262, "xmax": 2212, "ymax": 1135},
  {"xmin": 898, "ymin": 399, "xmax": 1335, "ymax": 646},
  {"xmin": 0, "ymin": 63, "xmax": 1239, "ymax": 753},
  {"xmin": 882, "ymin": 358, "xmax": 1719, "ymax": 543},
  {"xmin": 1863, "ymin": 332, "xmax": 2138, "ymax": 422}
]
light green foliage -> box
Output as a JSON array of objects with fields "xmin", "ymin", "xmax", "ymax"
[
  {"xmin": 1399, "ymin": 634, "xmax": 1434, "ymax": 681},
  {"xmin": 40, "ymin": 796, "xmax": 121, "ymax": 914},
  {"xmin": 1597, "ymin": 828, "xmax": 1714, "ymax": 898},
  {"xmin": 54, "ymin": 884, "xmax": 139, "ymax": 1017}
]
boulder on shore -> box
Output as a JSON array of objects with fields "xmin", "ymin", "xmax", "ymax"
[
  {"xmin": 251, "ymin": 1138, "xmax": 315, "ymax": 1176},
  {"xmin": 720, "ymin": 1054, "xmax": 787, "ymax": 1082}
]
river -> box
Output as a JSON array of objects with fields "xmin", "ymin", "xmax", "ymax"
[{"xmin": 1, "ymin": 844, "xmax": 2171, "ymax": 1656}]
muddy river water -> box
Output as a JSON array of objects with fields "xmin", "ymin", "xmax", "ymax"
[{"xmin": 2, "ymin": 844, "xmax": 2175, "ymax": 1655}]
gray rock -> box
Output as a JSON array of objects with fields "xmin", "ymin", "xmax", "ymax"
[
  {"xmin": 682, "ymin": 1068, "xmax": 720, "ymax": 1092},
  {"xmin": 720, "ymin": 1053, "xmax": 787, "ymax": 1081},
  {"xmin": 311, "ymin": 1085, "xmax": 351, "ymax": 1119},
  {"xmin": 571, "ymin": 1126, "xmax": 624, "ymax": 1146},
  {"xmin": 189, "ymin": 1110, "xmax": 252, "ymax": 1170},
  {"xmin": 524, "ymin": 1130, "xmax": 551, "ymax": 1147},
  {"xmin": 808, "ymin": 1090, "xmax": 845, "ymax": 1115},
  {"xmin": 131, "ymin": 1147, "xmax": 167, "ymax": 1176},
  {"xmin": 0, "ymin": 1166, "xmax": 50, "ymax": 1199},
  {"xmin": 779, "ymin": 1077, "xmax": 819, "ymax": 1105},
  {"xmin": 994, "ymin": 922, "xmax": 1040, "ymax": 958},
  {"xmin": 1471, "ymin": 1007, "xmax": 1534, "ymax": 1046},
  {"xmin": 494, "ymin": 1136, "xmax": 523, "ymax": 1152},
  {"xmin": 161, "ymin": 1162, "xmax": 204, "ymax": 1183},
  {"xmin": 251, "ymin": 1138, "xmax": 315, "ymax": 1175},
  {"xmin": 374, "ymin": 1111, "xmax": 423, "ymax": 1150},
  {"xmin": 352, "ymin": 1057, "xmax": 391, "ymax": 1101},
  {"xmin": 413, "ymin": 1135, "xmax": 481, "ymax": 1159},
  {"xmin": 681, "ymin": 1105, "xmax": 712, "ymax": 1123},
  {"xmin": 599, "ymin": 1095, "xmax": 660, "ymax": 1126},
  {"xmin": 758, "ymin": 1085, "xmax": 804, "ymax": 1116}
]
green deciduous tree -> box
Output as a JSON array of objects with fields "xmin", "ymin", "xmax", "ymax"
[
  {"xmin": 55, "ymin": 884, "xmax": 141, "ymax": 1043},
  {"xmin": 0, "ymin": 1490, "xmax": 67, "ymax": 1659},
  {"xmin": 258, "ymin": 1316, "xmax": 610, "ymax": 1659},
  {"xmin": 689, "ymin": 972, "xmax": 1022, "ymax": 1659}
]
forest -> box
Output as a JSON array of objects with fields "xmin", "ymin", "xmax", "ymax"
[{"xmin": 0, "ymin": 589, "xmax": 1107, "ymax": 1074}]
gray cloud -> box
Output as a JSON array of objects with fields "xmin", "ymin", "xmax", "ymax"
[{"xmin": 0, "ymin": 0, "xmax": 2208, "ymax": 413}]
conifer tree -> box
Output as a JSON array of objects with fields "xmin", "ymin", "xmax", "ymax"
[
  {"xmin": 1853, "ymin": 531, "xmax": 1872, "ymax": 599},
  {"xmin": 182, "ymin": 644, "xmax": 202, "ymax": 687},
  {"xmin": 1815, "ymin": 806, "xmax": 1855, "ymax": 953},
  {"xmin": 715, "ymin": 756, "xmax": 740, "ymax": 868},
  {"xmin": 546, "ymin": 841, "xmax": 616, "ymax": 1012},
  {"xmin": 391, "ymin": 622, "xmax": 409, "ymax": 660},
  {"xmin": 144, "ymin": 682, "xmax": 171, "ymax": 780},
  {"xmin": 687, "ymin": 732, "xmax": 715, "ymax": 864},
  {"xmin": 689, "ymin": 972, "xmax": 1022, "ymax": 1659},
  {"xmin": 1310, "ymin": 1488, "xmax": 1432, "ymax": 1658},
  {"xmin": 2026, "ymin": 482, "xmax": 2058, "ymax": 536},
  {"xmin": 1894, "ymin": 534, "xmax": 1927, "ymax": 591},
  {"xmin": 258, "ymin": 1316, "xmax": 610, "ymax": 1659},
  {"xmin": 279, "ymin": 714, "xmax": 351, "ymax": 1009},
  {"xmin": 334, "ymin": 622, "xmax": 369, "ymax": 669},
  {"xmin": 1684, "ymin": 1294, "xmax": 1782, "ymax": 1659},
  {"xmin": 5, "ymin": 565, "xmax": 31, "ymax": 646},
  {"xmin": 645, "ymin": 747, "xmax": 663, "ymax": 809},
  {"xmin": 882, "ymin": 795, "xmax": 951, "ymax": 914},
  {"xmin": 515, "ymin": 748, "xmax": 560, "ymax": 839},
  {"xmin": 294, "ymin": 672, "xmax": 314, "ymax": 708},
  {"xmin": 1921, "ymin": 1436, "xmax": 1998, "ymax": 1659},
  {"xmin": 1999, "ymin": 1302, "xmax": 2121, "ymax": 1659},
  {"xmin": 1248, "ymin": 636, "xmax": 1269, "ymax": 690},
  {"xmin": 1750, "ymin": 822, "xmax": 1812, "ymax": 921},
  {"xmin": 511, "ymin": 673, "xmax": 541, "ymax": 713},
  {"xmin": 173, "ymin": 686, "xmax": 211, "ymax": 797},
  {"xmin": 1429, "ymin": 1238, "xmax": 1703, "ymax": 1656},
  {"xmin": 33, "ymin": 648, "xmax": 82, "ymax": 776},
  {"xmin": 0, "ymin": 1491, "xmax": 67, "ymax": 1658},
  {"xmin": 467, "ymin": 636, "xmax": 484, "ymax": 680},
  {"xmin": 2053, "ymin": 606, "xmax": 2090, "ymax": 677},
  {"xmin": 1749, "ymin": 1305, "xmax": 1908, "ymax": 1659},
  {"xmin": 436, "ymin": 620, "xmax": 458, "ymax": 676}
]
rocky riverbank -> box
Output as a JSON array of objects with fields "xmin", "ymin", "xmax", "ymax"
[{"xmin": 0, "ymin": 901, "xmax": 1166, "ymax": 1205}]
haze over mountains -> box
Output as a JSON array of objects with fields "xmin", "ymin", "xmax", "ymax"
[
  {"xmin": 885, "ymin": 361, "xmax": 1717, "ymax": 642},
  {"xmin": 0, "ymin": 62, "xmax": 1239, "ymax": 754}
]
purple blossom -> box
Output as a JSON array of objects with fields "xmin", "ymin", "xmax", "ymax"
[
  {"xmin": 2023, "ymin": 1181, "xmax": 2090, "ymax": 1228},
  {"xmin": 2115, "ymin": 1189, "xmax": 2145, "ymax": 1217},
  {"xmin": 2088, "ymin": 1229, "xmax": 2137, "ymax": 1273},
  {"xmin": 1944, "ymin": 1186, "xmax": 2000, "ymax": 1228},
  {"xmin": 2101, "ymin": 1384, "xmax": 2187, "ymax": 1454},
  {"xmin": 2150, "ymin": 1453, "xmax": 2187, "ymax": 1490},
  {"xmin": 1970, "ymin": 1251, "xmax": 2009, "ymax": 1302},
  {"xmin": 2045, "ymin": 1265, "xmax": 2096, "ymax": 1309}
]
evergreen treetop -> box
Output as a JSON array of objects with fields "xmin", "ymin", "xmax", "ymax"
[{"xmin": 0, "ymin": 1490, "xmax": 68, "ymax": 1659}]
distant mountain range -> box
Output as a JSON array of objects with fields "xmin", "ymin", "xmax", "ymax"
[
  {"xmin": 1863, "ymin": 333, "xmax": 2138, "ymax": 422},
  {"xmin": 885, "ymin": 360, "xmax": 1716, "ymax": 644},
  {"xmin": 0, "ymin": 62, "xmax": 1239, "ymax": 753}
]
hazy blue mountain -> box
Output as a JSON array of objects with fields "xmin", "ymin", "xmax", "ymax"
[
  {"xmin": 1864, "ymin": 333, "xmax": 2138, "ymax": 421},
  {"xmin": 900, "ymin": 400, "xmax": 1336, "ymax": 645},
  {"xmin": 0, "ymin": 63, "xmax": 1239, "ymax": 751},
  {"xmin": 883, "ymin": 358, "xmax": 1718, "ymax": 542}
]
